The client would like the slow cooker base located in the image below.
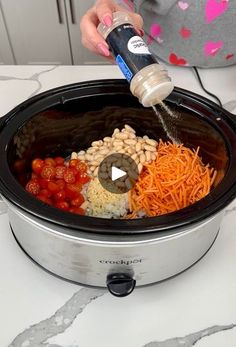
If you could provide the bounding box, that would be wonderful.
[11,225,220,290]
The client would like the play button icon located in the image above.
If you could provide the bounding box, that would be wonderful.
[111,166,126,181]
[98,153,139,194]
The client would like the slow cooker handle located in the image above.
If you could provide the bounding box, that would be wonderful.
[0,115,10,214]
[106,273,136,297]
[0,114,9,131]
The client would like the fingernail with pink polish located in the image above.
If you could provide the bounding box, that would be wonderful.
[97,43,110,57]
[102,15,112,27]
[138,29,144,37]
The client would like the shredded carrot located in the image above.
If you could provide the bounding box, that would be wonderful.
[129,140,218,218]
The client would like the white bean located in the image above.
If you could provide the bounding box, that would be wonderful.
[90,160,100,166]
[145,151,151,162]
[113,140,124,147]
[128,148,135,155]
[151,153,156,161]
[135,142,142,152]
[124,139,137,145]
[71,152,78,159]
[115,145,123,151]
[138,163,143,173]
[92,140,102,147]
[85,154,94,161]
[125,124,135,133]
[99,148,110,155]
[131,153,138,160]
[140,153,146,164]
[112,128,120,136]
[87,147,97,154]
[145,139,157,147]
[128,132,136,139]
[103,137,111,142]
[94,154,103,161]
[144,144,156,152]
[80,201,89,210]
[115,132,129,140]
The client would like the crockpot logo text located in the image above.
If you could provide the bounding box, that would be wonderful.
[99,259,143,266]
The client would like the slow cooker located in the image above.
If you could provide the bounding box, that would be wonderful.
[0,79,236,297]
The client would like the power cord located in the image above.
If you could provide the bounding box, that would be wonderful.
[193,66,223,107]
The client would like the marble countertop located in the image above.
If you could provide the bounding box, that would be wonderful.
[1,64,236,347]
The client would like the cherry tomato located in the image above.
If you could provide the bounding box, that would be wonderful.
[54,190,66,202]
[56,179,66,190]
[25,180,40,195]
[32,158,44,175]
[36,195,52,205]
[38,178,50,189]
[55,165,66,179]
[65,184,81,199]
[69,159,79,168]
[63,168,76,183]
[55,201,69,211]
[47,181,60,194]
[69,167,79,176]
[77,172,90,184]
[69,207,85,215]
[39,189,52,198]
[54,156,64,165]
[44,158,56,166]
[71,193,84,207]
[31,172,38,180]
[26,155,89,216]
[40,165,56,180]
[76,161,87,173]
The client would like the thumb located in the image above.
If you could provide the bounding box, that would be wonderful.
[131,12,143,31]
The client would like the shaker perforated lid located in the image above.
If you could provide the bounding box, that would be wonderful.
[140,81,174,107]
[130,64,174,107]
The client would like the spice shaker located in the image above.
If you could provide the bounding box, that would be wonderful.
[98,11,174,107]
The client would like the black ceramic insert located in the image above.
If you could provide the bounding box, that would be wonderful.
[0,79,236,234]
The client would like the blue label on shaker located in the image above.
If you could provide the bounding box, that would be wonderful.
[106,24,157,82]
[116,55,133,82]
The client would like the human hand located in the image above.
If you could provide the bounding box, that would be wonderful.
[80,0,143,60]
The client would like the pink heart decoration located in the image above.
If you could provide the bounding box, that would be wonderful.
[169,53,187,66]
[205,0,228,23]
[204,41,224,56]
[226,53,234,60]
[147,23,162,45]
[180,27,192,38]
[178,1,189,10]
